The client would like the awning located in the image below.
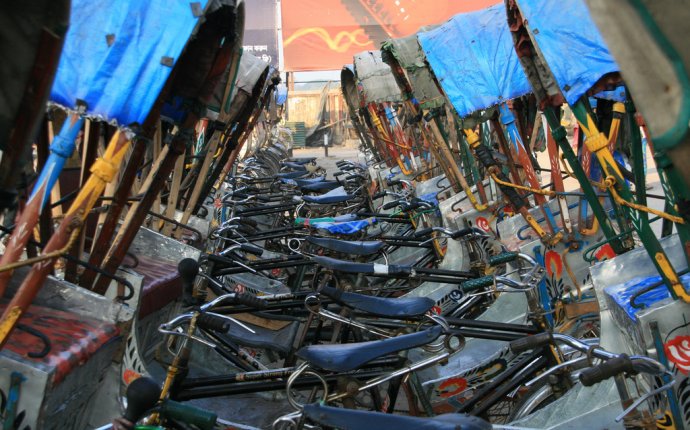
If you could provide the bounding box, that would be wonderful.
[381,33,445,110]
[417,3,530,118]
[50,0,216,126]
[515,0,620,105]
[353,50,402,104]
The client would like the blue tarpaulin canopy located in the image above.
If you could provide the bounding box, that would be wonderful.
[417,3,530,118]
[515,0,620,105]
[50,0,209,126]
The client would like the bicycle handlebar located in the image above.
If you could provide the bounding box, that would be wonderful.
[460,253,541,293]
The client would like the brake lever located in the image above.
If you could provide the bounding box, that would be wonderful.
[158,324,217,349]
[615,370,675,422]
[205,311,256,334]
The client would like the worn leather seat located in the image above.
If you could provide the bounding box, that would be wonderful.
[300,180,341,192]
[296,326,442,372]
[303,403,492,430]
[311,255,411,276]
[286,157,316,165]
[281,161,307,171]
[319,285,434,318]
[276,170,309,179]
[211,316,300,355]
[302,186,355,204]
[307,237,384,256]
[293,175,325,185]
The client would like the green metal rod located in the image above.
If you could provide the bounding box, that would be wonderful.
[571,100,687,301]
[542,107,626,254]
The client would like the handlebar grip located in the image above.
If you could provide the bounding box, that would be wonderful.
[414,227,434,238]
[235,292,268,310]
[461,276,494,292]
[334,171,346,177]
[409,198,432,210]
[509,332,553,354]
[123,377,160,423]
[387,179,402,187]
[345,174,361,181]
[372,191,387,200]
[197,313,230,333]
[240,243,264,256]
[450,228,475,239]
[160,400,218,430]
[488,252,519,266]
[474,144,498,169]
[382,200,401,210]
[580,354,634,387]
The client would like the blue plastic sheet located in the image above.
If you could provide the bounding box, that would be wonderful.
[419,192,439,207]
[603,273,689,321]
[295,214,358,226]
[516,0,620,105]
[594,87,627,102]
[417,4,531,118]
[50,0,208,126]
[312,218,378,235]
[275,84,288,106]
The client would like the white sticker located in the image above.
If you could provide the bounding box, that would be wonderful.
[373,263,389,274]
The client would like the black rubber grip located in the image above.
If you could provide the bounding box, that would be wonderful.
[336,160,347,167]
[406,200,423,211]
[334,171,346,177]
[123,377,160,423]
[474,145,499,169]
[383,200,401,210]
[473,145,525,210]
[197,313,230,333]
[461,276,494,292]
[450,228,475,239]
[372,191,387,200]
[240,243,264,256]
[235,292,268,310]
[387,179,402,187]
[160,400,217,430]
[346,174,362,181]
[488,252,519,266]
[580,354,634,387]
[509,332,553,354]
[414,227,433,238]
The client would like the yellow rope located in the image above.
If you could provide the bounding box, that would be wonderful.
[558,154,684,224]
[490,173,556,197]
[603,177,685,224]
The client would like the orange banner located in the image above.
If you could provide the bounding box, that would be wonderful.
[281,0,500,71]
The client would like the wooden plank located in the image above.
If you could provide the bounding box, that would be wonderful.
[174,130,221,239]
[160,149,185,236]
